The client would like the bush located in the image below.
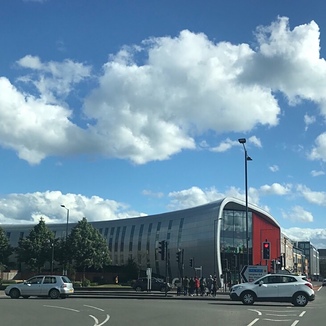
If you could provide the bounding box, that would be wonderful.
[82,278,91,287]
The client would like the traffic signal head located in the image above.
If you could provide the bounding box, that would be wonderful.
[189,258,193,267]
[176,250,181,263]
[262,241,271,260]
[158,241,166,260]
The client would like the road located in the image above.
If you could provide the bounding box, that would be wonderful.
[0,286,325,326]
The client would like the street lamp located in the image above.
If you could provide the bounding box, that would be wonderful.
[60,204,70,275]
[238,138,252,266]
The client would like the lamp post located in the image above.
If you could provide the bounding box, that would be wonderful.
[60,204,70,275]
[238,138,252,266]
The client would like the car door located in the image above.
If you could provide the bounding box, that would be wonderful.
[255,275,280,299]
[277,275,298,299]
[20,276,44,296]
[42,276,57,295]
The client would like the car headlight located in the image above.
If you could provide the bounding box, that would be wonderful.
[231,285,243,292]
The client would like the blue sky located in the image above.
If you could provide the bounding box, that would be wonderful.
[1,0,326,248]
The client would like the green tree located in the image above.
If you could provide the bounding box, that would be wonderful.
[16,218,55,273]
[68,217,111,280]
[0,227,12,271]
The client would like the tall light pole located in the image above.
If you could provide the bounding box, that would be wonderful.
[61,204,69,275]
[238,138,252,266]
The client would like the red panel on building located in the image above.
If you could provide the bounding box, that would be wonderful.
[252,212,281,270]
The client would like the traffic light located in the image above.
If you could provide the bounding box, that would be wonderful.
[262,241,271,260]
[270,259,275,271]
[176,250,181,263]
[189,258,193,267]
[158,240,166,260]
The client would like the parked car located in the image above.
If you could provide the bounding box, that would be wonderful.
[5,275,74,299]
[230,274,315,306]
[132,277,171,292]
[322,279,326,287]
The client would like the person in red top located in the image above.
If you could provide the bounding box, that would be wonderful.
[194,276,200,296]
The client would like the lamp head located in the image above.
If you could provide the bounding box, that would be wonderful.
[61,204,65,208]
[238,138,246,144]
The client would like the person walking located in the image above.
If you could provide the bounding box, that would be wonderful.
[183,276,190,296]
[212,276,218,297]
[189,277,195,296]
[194,276,200,296]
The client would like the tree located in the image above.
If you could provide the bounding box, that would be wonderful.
[0,227,12,271]
[16,218,55,273]
[67,217,111,280]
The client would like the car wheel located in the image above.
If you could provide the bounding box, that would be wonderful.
[9,288,20,299]
[292,292,308,307]
[241,291,256,305]
[135,286,143,292]
[49,289,60,299]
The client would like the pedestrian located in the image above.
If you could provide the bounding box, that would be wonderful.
[206,275,213,296]
[200,277,206,296]
[194,276,200,296]
[212,276,218,297]
[189,277,195,296]
[183,276,190,296]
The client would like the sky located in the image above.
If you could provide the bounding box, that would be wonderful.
[1,0,326,248]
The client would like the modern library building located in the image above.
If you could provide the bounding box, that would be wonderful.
[3,197,281,285]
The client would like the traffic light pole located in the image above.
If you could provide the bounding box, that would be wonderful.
[165,241,168,297]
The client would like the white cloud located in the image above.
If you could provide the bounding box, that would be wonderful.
[1,17,326,165]
[259,183,292,195]
[167,186,224,210]
[311,170,325,177]
[283,227,326,248]
[296,184,326,206]
[210,138,237,152]
[0,191,143,224]
[269,165,279,172]
[248,136,262,148]
[304,114,316,131]
[142,189,164,198]
[281,206,313,223]
[308,133,326,162]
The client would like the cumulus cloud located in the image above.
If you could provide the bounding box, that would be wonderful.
[283,227,326,248]
[259,183,292,195]
[1,17,326,165]
[281,206,313,223]
[167,186,224,210]
[311,170,325,177]
[0,191,144,224]
[296,184,326,206]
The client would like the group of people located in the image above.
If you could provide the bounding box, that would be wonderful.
[181,275,219,296]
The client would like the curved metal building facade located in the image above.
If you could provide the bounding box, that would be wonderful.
[2,197,280,285]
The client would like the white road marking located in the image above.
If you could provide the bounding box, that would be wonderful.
[299,311,306,317]
[247,318,259,326]
[248,309,262,316]
[84,304,105,312]
[43,305,80,313]
[90,314,110,326]
[291,320,300,326]
[264,318,292,322]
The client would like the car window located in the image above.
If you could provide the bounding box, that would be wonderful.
[44,277,57,284]
[28,276,43,284]
[280,276,297,283]
[61,276,72,283]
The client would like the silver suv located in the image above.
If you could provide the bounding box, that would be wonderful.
[230,274,315,306]
[5,275,74,299]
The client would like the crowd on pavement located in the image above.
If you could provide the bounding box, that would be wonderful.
[178,275,220,297]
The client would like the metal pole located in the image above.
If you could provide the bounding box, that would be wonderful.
[61,205,69,275]
[244,148,249,266]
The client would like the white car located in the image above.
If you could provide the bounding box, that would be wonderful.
[5,275,74,299]
[230,274,315,306]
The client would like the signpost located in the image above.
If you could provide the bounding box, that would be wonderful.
[241,265,267,282]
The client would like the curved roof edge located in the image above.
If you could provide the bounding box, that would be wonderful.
[220,197,281,228]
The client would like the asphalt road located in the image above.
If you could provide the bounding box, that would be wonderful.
[0,286,325,326]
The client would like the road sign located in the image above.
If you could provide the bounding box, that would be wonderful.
[241,265,268,282]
